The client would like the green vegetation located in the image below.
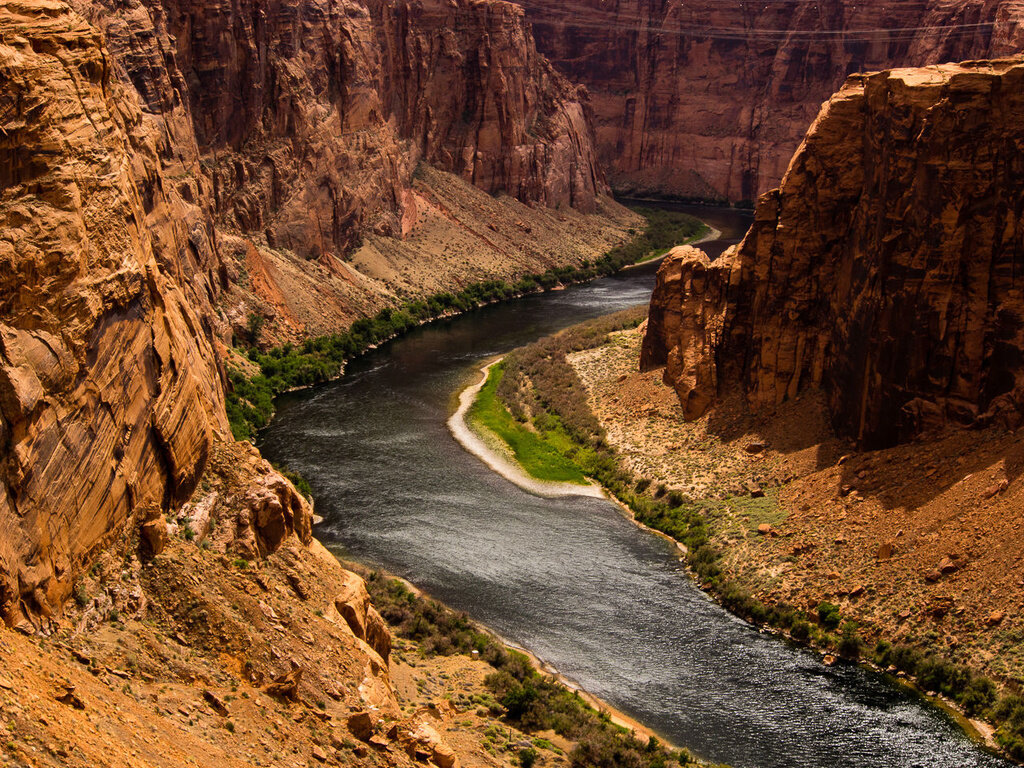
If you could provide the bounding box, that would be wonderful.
[363,570,699,768]
[468,364,588,484]
[225,208,706,440]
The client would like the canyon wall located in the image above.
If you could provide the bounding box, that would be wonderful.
[519,0,1024,201]
[0,0,228,627]
[67,0,628,342]
[643,59,1024,449]
[0,0,625,625]
[72,0,608,262]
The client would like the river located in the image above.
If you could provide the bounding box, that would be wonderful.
[259,204,1010,768]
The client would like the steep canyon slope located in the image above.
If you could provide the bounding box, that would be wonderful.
[0,0,227,628]
[0,0,631,627]
[519,0,1024,201]
[643,58,1024,449]
[71,0,634,340]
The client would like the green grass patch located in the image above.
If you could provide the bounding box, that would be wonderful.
[468,364,589,485]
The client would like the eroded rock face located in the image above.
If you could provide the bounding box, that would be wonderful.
[370,0,604,212]
[519,0,1024,201]
[644,60,1024,448]
[0,0,227,626]
[640,246,734,420]
[73,0,607,263]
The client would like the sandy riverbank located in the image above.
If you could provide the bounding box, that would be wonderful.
[447,360,606,499]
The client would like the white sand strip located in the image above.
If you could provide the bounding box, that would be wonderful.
[447,361,606,499]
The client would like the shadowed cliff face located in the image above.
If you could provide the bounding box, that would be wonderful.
[0,0,228,627]
[643,59,1024,449]
[73,0,607,261]
[519,0,1024,202]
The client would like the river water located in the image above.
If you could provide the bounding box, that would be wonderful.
[260,205,1010,768]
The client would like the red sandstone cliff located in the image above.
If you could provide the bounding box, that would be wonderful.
[0,0,227,627]
[642,59,1024,449]
[519,0,1024,202]
[73,0,608,262]
[0,0,625,626]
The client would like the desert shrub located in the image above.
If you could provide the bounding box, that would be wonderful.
[816,602,842,630]
[518,747,539,768]
[837,622,862,659]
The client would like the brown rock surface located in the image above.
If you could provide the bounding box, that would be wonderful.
[645,59,1024,448]
[519,0,1024,201]
[73,0,609,264]
[640,245,734,420]
[0,0,227,628]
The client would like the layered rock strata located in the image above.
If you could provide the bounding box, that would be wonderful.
[73,0,608,263]
[0,0,227,627]
[643,59,1024,448]
[0,0,627,626]
[519,0,1024,201]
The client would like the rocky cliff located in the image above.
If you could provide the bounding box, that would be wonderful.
[0,0,631,626]
[519,0,1024,201]
[64,0,630,343]
[643,59,1024,449]
[0,0,227,628]
[72,0,608,262]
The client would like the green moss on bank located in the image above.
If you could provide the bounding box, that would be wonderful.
[226,207,706,441]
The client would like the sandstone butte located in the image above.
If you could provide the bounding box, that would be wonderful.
[518,0,1024,202]
[642,58,1024,449]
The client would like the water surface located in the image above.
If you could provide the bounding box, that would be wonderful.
[261,206,1008,768]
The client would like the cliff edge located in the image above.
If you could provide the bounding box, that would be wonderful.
[643,58,1024,449]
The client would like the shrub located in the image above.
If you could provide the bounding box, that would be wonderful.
[791,621,811,641]
[837,622,862,659]
[518,747,539,768]
[817,602,842,629]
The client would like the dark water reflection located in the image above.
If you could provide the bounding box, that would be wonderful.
[260,206,1009,768]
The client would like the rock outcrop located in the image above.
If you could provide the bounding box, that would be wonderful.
[519,0,1024,201]
[643,59,1024,448]
[0,0,227,627]
[639,246,730,420]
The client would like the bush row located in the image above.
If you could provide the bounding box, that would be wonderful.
[226,208,705,440]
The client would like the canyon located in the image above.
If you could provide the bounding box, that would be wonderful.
[0,1,643,765]
[3,0,1024,762]
[67,0,637,342]
[0,0,635,631]
[519,0,1024,201]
